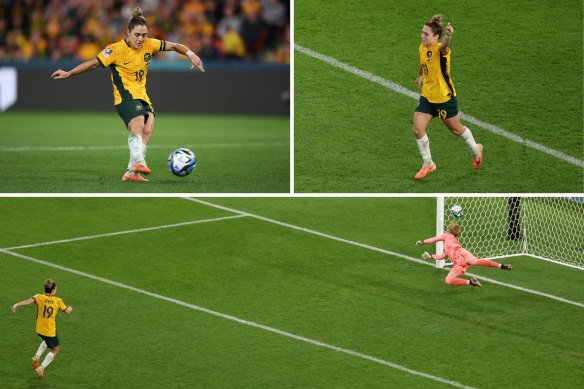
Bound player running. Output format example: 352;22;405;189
11;279;73;379
416;222;512;287
412;15;482;179
51;7;205;182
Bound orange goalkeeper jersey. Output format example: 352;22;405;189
423;233;464;264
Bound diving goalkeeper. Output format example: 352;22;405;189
416;222;512;287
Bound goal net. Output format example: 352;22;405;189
435;196;584;270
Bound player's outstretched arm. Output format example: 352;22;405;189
52;58;100;80
64;306;73;314
11;297;35;312
165;41;205;72
439;22;453;54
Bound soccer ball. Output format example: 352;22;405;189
168;148;196;177
450;205;464;218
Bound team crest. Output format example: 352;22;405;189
426;51;433;62
144;53;152;63
102;48;113;57
136;104;143;111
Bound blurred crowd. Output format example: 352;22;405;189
0;0;289;64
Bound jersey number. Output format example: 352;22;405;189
43;306;54;318
135;70;145;82
437;109;447;119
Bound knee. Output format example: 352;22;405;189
412;125;425;139
445;276;454;285
452;125;466;136
52;347;60;356
128;119;145;135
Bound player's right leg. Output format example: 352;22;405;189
116;100;152;181
412;109;436;179
127;116;150;173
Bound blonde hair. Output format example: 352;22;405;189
128;7;148;31
448;222;461;237
425;14;444;38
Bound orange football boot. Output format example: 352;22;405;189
132;163;152;175
122;173;149;182
32;356;40;369
414;163;436;179
35;367;44;379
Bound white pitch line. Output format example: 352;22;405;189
186;198;584;309
0;248;475;389
2;215;248;251
0;141;288;153
295;44;584;169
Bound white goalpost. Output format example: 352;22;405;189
435;196;584;270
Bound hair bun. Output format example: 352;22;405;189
132;7;143;19
431;14;443;25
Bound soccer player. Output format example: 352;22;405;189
11;279;73;379
51;7;205;182
416;222;512;287
412;15;482;179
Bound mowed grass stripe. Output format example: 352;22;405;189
1;248;475;389
187;198;584;309
3;215;248;251
0;142;289;152
295;44;584;168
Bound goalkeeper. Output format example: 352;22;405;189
416;222;512;287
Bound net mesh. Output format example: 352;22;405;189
443;197;584;269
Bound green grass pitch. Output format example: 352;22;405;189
1;198;582;388
294;0;584;192
0;112;289;193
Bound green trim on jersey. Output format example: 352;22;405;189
110;65;133;102
439;51;455;97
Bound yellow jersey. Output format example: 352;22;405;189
419;43;456;104
97;38;165;106
33;294;68;337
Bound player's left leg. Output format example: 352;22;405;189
441;114;482;168
141;112;155;165
462;250;512;270
32;340;47;369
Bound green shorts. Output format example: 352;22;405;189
38;333;60;348
415;95;459;119
115;99;155;127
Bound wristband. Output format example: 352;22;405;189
186;50;195;58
